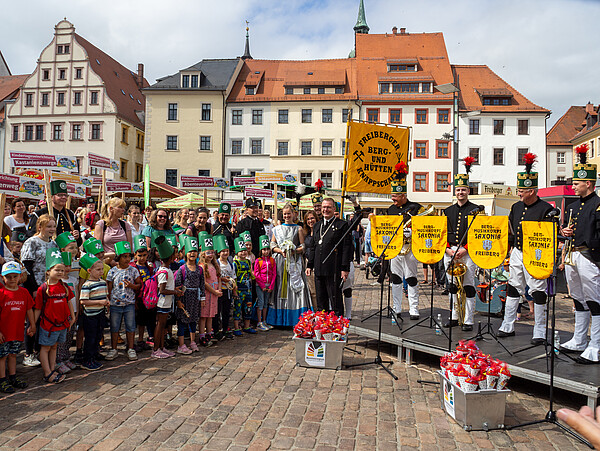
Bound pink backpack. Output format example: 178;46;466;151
142;268;167;309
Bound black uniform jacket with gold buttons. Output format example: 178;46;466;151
509;197;553;250
388;200;423;221
563;192;600;259
28;206;81;246
307;216;352;277
444;201;477;247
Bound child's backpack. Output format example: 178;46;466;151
141;268;167;309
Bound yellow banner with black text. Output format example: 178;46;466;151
522;221;555;280
370;215;404;260
467;216;508;269
411;216;447;264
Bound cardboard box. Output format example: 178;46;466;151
293;337;346;370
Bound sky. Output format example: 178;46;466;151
2;0;599;127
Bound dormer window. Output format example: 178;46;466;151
191;75;198;87
285;87;293;95
388;64;416;72
182;75;189;88
483;97;510;106
246;87;255;95
477;88;513;106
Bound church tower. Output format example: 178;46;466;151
350;0;369;57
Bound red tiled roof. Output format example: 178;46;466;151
74;34;148;129
571;121;600;143
0;74;28;121
453;65;549;113
546;106;586;146
150;181;186;197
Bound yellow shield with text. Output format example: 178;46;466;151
467;216;508;269
346;121;409;194
411;216;447;264
370;215;404;259
522;221;555;279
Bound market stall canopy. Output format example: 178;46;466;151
156;193;220;209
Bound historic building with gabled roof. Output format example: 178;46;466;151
546;105;586;185
570;103;600;171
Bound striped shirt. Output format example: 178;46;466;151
80;279;108;316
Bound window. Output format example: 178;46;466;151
436;140;450;158
321;172;332;188
25;93;33;106
304;88;311;95
300;172;312;186
469;119;480;135
437;109;450;124
71;123;82;140
422;82;431;93
166;169;178;187
341;140;346;155
342;109;353;123
557;152;565;164
389;64;416;72
416;109;428;124
518;119;529;135
335;87;343;94
136;164;143;183
90;91;99;105
414;141;428;158
120;160;128;179
302;109;312;123
285;87;293;95
367;109;379;123
301;141;312;155
251;139;262;155
318;87;325;95
41;93;49;106
198;169;210;177
56;44;69;54
201;103;211;121
493;148;504;165
393;83;419;93
191;75;198;88
168;103;178;121
231;140;242;154
35;125;44;141
73;91;82;105
493;119;504;135
379;83;390;94
200;136;211;151
592;141;595;158
75;68;82;79
252;109;262;125
11;125;19;141
42;70;50;81
322;109;332;123
229;170;242;185
414;173;428;192
277;141;288;156
59;69;66;80
90;123;101;140
436;173;451;192
469;148;480;164
90;167;100;176
557;176;565;182
389;109;402;124
517;148;529;165
136;132;144;149
278;109;288;124
483;97;510;106
232;109;242;125
166;135;178;150
25;125;33;141
121;125;128;144
246;87;255;95
322;140;333;156
181;75;189;88
57;92;65;105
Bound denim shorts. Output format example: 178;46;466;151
0;340;22;358
256;288;270;310
364;240;372;254
38;327;68;346
109;303;136;333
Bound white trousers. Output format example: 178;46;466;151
390;250;420;316
443;247;476;325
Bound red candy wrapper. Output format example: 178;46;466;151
463;377;479;392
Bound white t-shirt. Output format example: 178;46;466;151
4;216;27;230
156;267;174;308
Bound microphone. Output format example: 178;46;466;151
546;208;560;218
468;205;485;215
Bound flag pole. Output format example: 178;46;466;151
341;117;351;215
43;170;54;220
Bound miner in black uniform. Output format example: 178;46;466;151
212;202;235;254
236;197;265;258
498;154;553;345
560;144;600;364
28;180;81;245
307;197;352;316
388;162;422;319
443;158;478;331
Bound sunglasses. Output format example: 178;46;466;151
157;215;167;219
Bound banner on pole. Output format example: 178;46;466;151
0;173;45;199
88;152;119;173
50;172;93;187
522;221;555;280
255;172;297;184
345;121;410;194
233;176;256;186
106;181;143;194
10;151;79;172
245;187;274;199
370;215;404;260
411;216;447;264
467;216;508;269
144;164;150;207
180;175;229;190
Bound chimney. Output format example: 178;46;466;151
136;63;144;89
392;26;397;35
400;27;406;34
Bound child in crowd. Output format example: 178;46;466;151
215;235;236;340
7;229;27;260
175;235;204;354
132;236;155;351
0;262;35;393
79;254;109;371
199;235;221;347
106;241;141;361
241;232;256;265
233;237;256;335
254;235;275;331
152;236;183;359
34;250;75;384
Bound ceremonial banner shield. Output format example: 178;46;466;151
467;216;508;269
411;216;447;264
346;121;409;194
522;221;555;280
370;215;404;259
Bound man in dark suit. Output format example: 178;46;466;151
236;197;266;258
307;197;353;316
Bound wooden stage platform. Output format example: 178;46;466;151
349;306;600;408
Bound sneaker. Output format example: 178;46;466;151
151;349;169;359
225;331;234;340
177;344;192;355
209;333;218;343
9;376;28;389
81;360;102;371
73;351;84;365
257;322;269;331
0;380;15;394
233;329;242;337
243;328;257;334
64;360;78;370
265;323;274;330
214;331;225;341
23;354;41;367
161;348;176;357
105;349;119;361
134;342;144;353
146;339;155;347
189;341;199;352
127;348;138;361
56;362;71;374
200;337;213;347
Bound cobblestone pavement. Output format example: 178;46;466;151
0;266;591;450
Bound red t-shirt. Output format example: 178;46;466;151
35;282;73;332
0;287;34;342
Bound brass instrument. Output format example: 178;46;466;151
564;211;575;267
446;260;468;325
399;204;435;256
